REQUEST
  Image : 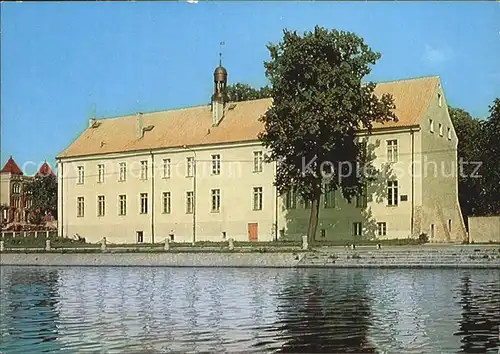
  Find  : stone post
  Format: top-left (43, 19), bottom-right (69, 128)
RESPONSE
top-left (0, 241), bottom-right (4, 252)
top-left (45, 239), bottom-right (51, 251)
top-left (46, 230), bottom-right (49, 238)
top-left (35, 231), bottom-right (38, 238)
top-left (101, 237), bottom-right (107, 252)
top-left (23, 231), bottom-right (27, 238)
top-left (302, 235), bottom-right (308, 250)
top-left (228, 238), bottom-right (234, 251)
top-left (164, 237), bottom-right (170, 251)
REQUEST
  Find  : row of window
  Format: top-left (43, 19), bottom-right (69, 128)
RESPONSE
top-left (429, 119), bottom-right (452, 139)
top-left (315, 221), bottom-right (387, 237)
top-left (76, 187), bottom-right (265, 217)
top-left (285, 181), bottom-right (399, 209)
top-left (285, 186), bottom-right (368, 209)
top-left (76, 151), bottom-right (264, 185)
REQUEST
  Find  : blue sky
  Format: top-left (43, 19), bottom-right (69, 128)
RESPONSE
top-left (1, 2), bottom-right (499, 174)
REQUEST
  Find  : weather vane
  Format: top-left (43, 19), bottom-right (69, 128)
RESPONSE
top-left (219, 41), bottom-right (225, 66)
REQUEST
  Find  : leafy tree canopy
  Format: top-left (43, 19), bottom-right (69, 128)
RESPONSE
top-left (225, 83), bottom-right (271, 102)
top-left (259, 26), bottom-right (397, 242)
top-left (450, 98), bottom-right (500, 217)
top-left (24, 174), bottom-right (57, 225)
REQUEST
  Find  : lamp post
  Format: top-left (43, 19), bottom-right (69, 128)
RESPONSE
top-left (183, 145), bottom-right (196, 245)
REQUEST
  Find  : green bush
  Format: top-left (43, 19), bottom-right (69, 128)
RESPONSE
top-left (418, 233), bottom-right (429, 244)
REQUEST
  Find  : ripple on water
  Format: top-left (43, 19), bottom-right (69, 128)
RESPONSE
top-left (0, 267), bottom-right (498, 353)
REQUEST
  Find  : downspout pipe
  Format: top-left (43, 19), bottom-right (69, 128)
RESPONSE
top-left (150, 150), bottom-right (155, 244)
top-left (410, 128), bottom-right (415, 237)
top-left (274, 160), bottom-right (278, 241)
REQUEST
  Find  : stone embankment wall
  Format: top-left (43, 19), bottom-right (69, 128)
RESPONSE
top-left (1, 246), bottom-right (499, 268)
top-left (300, 246), bottom-right (500, 268)
top-left (468, 216), bottom-right (500, 243)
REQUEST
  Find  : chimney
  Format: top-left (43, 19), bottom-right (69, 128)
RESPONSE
top-left (136, 112), bottom-right (143, 139)
top-left (212, 100), bottom-right (225, 127)
top-left (89, 118), bottom-right (95, 128)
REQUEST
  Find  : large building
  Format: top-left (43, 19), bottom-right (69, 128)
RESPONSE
top-left (0, 157), bottom-right (54, 225)
top-left (56, 65), bottom-right (467, 244)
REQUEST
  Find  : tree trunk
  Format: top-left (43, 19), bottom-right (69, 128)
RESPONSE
top-left (307, 186), bottom-right (322, 246)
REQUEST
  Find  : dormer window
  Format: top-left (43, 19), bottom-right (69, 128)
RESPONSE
top-left (430, 119), bottom-right (434, 133)
top-left (439, 123), bottom-right (443, 136)
top-left (438, 93), bottom-right (442, 107)
top-left (447, 127), bottom-right (452, 140)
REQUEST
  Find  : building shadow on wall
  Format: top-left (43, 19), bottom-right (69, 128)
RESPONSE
top-left (271, 269), bottom-right (376, 353)
top-left (281, 139), bottom-right (396, 242)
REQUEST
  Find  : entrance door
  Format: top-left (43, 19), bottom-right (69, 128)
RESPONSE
top-left (248, 223), bottom-right (258, 242)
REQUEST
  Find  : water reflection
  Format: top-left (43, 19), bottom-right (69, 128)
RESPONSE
top-left (457, 274), bottom-right (500, 353)
top-left (275, 270), bottom-right (375, 353)
top-left (0, 267), bottom-right (498, 353)
top-left (0, 268), bottom-right (61, 352)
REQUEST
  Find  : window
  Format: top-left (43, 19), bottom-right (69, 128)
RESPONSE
top-left (447, 127), bottom-right (452, 140)
top-left (140, 161), bottom-right (148, 180)
top-left (137, 231), bottom-right (144, 243)
top-left (353, 222), bottom-right (362, 237)
top-left (253, 151), bottom-right (263, 172)
top-left (356, 184), bottom-right (367, 208)
top-left (13, 197), bottom-right (20, 208)
top-left (163, 159), bottom-right (171, 179)
top-left (212, 154), bottom-right (220, 175)
top-left (97, 164), bottom-right (105, 183)
top-left (285, 189), bottom-right (297, 209)
top-left (387, 180), bottom-right (399, 206)
top-left (448, 219), bottom-right (452, 233)
top-left (12, 184), bottom-right (20, 194)
top-left (186, 191), bottom-right (194, 214)
top-left (438, 93), bottom-right (442, 107)
top-left (377, 222), bottom-right (387, 236)
top-left (140, 193), bottom-right (148, 214)
top-left (162, 192), bottom-right (171, 214)
top-left (386, 140), bottom-right (398, 163)
top-left (77, 166), bottom-right (84, 184)
top-left (186, 157), bottom-right (194, 177)
top-left (211, 189), bottom-right (220, 212)
top-left (97, 195), bottom-right (105, 217)
top-left (324, 186), bottom-right (335, 208)
top-left (439, 123), bottom-right (443, 136)
top-left (119, 162), bottom-right (127, 182)
top-left (253, 187), bottom-right (263, 211)
top-left (119, 195), bottom-right (127, 216)
top-left (77, 197), bottom-right (84, 217)
top-left (430, 119), bottom-right (434, 133)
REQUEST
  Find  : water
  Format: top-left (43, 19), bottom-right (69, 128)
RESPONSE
top-left (0, 267), bottom-right (498, 353)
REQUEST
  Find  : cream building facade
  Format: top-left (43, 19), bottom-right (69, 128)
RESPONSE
top-left (57, 67), bottom-right (467, 244)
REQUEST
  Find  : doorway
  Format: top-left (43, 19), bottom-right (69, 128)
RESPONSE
top-left (248, 223), bottom-right (258, 242)
top-left (137, 231), bottom-right (144, 243)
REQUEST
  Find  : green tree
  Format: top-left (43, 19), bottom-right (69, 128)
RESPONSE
top-left (448, 106), bottom-right (483, 217)
top-left (24, 174), bottom-right (57, 225)
top-left (225, 83), bottom-right (271, 102)
top-left (480, 98), bottom-right (500, 215)
top-left (259, 26), bottom-right (397, 244)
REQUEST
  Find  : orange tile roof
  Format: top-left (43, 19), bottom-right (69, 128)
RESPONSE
top-left (57, 76), bottom-right (440, 159)
top-left (1, 156), bottom-right (24, 175)
top-left (35, 162), bottom-right (55, 177)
